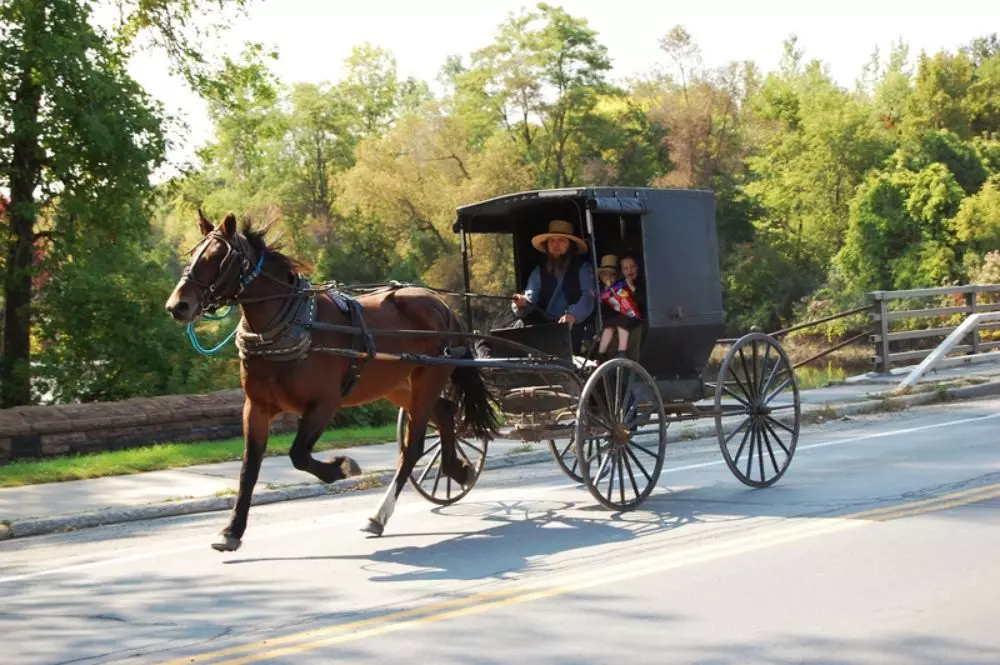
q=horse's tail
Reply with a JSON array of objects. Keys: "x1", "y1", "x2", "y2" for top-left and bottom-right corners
[
  {"x1": 441, "y1": 297, "x2": 500, "y2": 442},
  {"x1": 449, "y1": 364, "x2": 500, "y2": 441}
]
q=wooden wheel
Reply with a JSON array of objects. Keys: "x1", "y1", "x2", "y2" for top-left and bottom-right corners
[
  {"x1": 548, "y1": 433, "x2": 609, "y2": 484},
  {"x1": 714, "y1": 332, "x2": 800, "y2": 488},
  {"x1": 573, "y1": 357, "x2": 667, "y2": 511},
  {"x1": 400, "y1": 407, "x2": 489, "y2": 505}
]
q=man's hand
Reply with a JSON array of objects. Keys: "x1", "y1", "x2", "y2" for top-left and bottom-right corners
[
  {"x1": 512, "y1": 293, "x2": 529, "y2": 309},
  {"x1": 559, "y1": 313, "x2": 576, "y2": 326}
]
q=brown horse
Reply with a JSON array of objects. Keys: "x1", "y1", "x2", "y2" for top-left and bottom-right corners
[{"x1": 164, "y1": 211, "x2": 498, "y2": 552}]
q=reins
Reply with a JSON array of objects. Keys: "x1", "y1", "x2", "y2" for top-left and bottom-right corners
[{"x1": 181, "y1": 231, "x2": 518, "y2": 357}]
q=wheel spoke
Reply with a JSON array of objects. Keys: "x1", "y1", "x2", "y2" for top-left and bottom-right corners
[
  {"x1": 759, "y1": 422, "x2": 781, "y2": 474},
  {"x1": 631, "y1": 441, "x2": 661, "y2": 460},
  {"x1": 416, "y1": 447, "x2": 442, "y2": 484},
  {"x1": 728, "y1": 363, "x2": 755, "y2": 404},
  {"x1": 431, "y1": 458, "x2": 444, "y2": 495},
  {"x1": 603, "y1": 449, "x2": 617, "y2": 503},
  {"x1": 462, "y1": 440, "x2": 486, "y2": 456},
  {"x1": 763, "y1": 417, "x2": 793, "y2": 456},
  {"x1": 624, "y1": 444, "x2": 652, "y2": 483},
  {"x1": 745, "y1": 421, "x2": 757, "y2": 478},
  {"x1": 723, "y1": 417, "x2": 751, "y2": 446},
  {"x1": 722, "y1": 384, "x2": 752, "y2": 408},
  {"x1": 763, "y1": 376, "x2": 794, "y2": 405},
  {"x1": 731, "y1": 419, "x2": 753, "y2": 464},
  {"x1": 622, "y1": 451, "x2": 641, "y2": 501},
  {"x1": 737, "y1": 346, "x2": 757, "y2": 401},
  {"x1": 751, "y1": 340, "x2": 762, "y2": 398},
  {"x1": 617, "y1": 449, "x2": 626, "y2": 505},
  {"x1": 455, "y1": 440, "x2": 475, "y2": 467},
  {"x1": 765, "y1": 414, "x2": 796, "y2": 437},
  {"x1": 558, "y1": 438, "x2": 574, "y2": 459},
  {"x1": 757, "y1": 419, "x2": 766, "y2": 483},
  {"x1": 760, "y1": 351, "x2": 784, "y2": 397},
  {"x1": 756, "y1": 342, "x2": 771, "y2": 398}
]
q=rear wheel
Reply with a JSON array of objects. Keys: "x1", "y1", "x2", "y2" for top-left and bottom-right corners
[
  {"x1": 574, "y1": 358, "x2": 667, "y2": 511},
  {"x1": 549, "y1": 433, "x2": 608, "y2": 484},
  {"x1": 400, "y1": 407, "x2": 489, "y2": 505}
]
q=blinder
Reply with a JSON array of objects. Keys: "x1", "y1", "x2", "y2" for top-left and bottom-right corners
[{"x1": 182, "y1": 230, "x2": 264, "y2": 313}]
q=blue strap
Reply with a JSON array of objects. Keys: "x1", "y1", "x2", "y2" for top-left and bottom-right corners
[{"x1": 186, "y1": 306, "x2": 239, "y2": 356}]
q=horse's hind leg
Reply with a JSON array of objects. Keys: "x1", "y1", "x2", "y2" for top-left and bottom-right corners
[
  {"x1": 433, "y1": 396, "x2": 475, "y2": 487},
  {"x1": 363, "y1": 367, "x2": 450, "y2": 537},
  {"x1": 288, "y1": 400, "x2": 363, "y2": 484}
]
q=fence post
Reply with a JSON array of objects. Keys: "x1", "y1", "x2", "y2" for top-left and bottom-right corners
[
  {"x1": 966, "y1": 288, "x2": 980, "y2": 355},
  {"x1": 870, "y1": 291, "x2": 891, "y2": 374}
]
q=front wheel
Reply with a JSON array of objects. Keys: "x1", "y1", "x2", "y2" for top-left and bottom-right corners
[{"x1": 714, "y1": 332, "x2": 800, "y2": 488}]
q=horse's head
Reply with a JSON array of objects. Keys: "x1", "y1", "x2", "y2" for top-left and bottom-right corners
[{"x1": 164, "y1": 209, "x2": 262, "y2": 323}]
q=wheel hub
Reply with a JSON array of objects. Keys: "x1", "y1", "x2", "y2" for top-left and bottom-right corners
[{"x1": 612, "y1": 424, "x2": 631, "y2": 444}]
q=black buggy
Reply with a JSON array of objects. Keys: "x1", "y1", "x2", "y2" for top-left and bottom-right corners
[{"x1": 399, "y1": 186, "x2": 802, "y2": 511}]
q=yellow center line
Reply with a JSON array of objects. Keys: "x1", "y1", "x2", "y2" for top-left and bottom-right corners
[{"x1": 159, "y1": 483, "x2": 1000, "y2": 665}]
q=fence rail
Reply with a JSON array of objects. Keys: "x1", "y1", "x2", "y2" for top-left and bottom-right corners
[
  {"x1": 869, "y1": 284, "x2": 1000, "y2": 373},
  {"x1": 714, "y1": 284, "x2": 1000, "y2": 377}
]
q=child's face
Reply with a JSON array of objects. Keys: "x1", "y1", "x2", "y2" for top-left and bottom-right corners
[{"x1": 600, "y1": 268, "x2": 617, "y2": 285}]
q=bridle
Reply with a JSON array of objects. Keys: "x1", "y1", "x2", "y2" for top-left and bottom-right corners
[{"x1": 181, "y1": 230, "x2": 265, "y2": 313}]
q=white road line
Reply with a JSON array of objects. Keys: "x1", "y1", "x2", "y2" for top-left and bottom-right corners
[{"x1": 1, "y1": 409, "x2": 998, "y2": 586}]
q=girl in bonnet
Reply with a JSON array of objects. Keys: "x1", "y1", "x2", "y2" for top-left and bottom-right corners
[{"x1": 595, "y1": 253, "x2": 642, "y2": 361}]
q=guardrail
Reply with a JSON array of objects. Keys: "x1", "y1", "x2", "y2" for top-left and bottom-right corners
[
  {"x1": 893, "y1": 312, "x2": 1000, "y2": 393},
  {"x1": 870, "y1": 284, "x2": 1000, "y2": 373}
]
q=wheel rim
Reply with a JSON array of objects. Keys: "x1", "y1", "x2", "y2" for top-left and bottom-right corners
[
  {"x1": 715, "y1": 333, "x2": 800, "y2": 488},
  {"x1": 574, "y1": 358, "x2": 666, "y2": 511},
  {"x1": 401, "y1": 408, "x2": 488, "y2": 505}
]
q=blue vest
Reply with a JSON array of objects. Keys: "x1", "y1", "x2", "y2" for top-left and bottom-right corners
[{"x1": 538, "y1": 255, "x2": 586, "y2": 318}]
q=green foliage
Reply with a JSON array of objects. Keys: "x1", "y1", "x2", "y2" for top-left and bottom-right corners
[
  {"x1": 33, "y1": 237, "x2": 239, "y2": 403},
  {"x1": 6, "y1": 4, "x2": 1000, "y2": 408},
  {"x1": 0, "y1": 0, "x2": 179, "y2": 406}
]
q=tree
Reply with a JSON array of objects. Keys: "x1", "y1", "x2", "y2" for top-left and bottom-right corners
[
  {"x1": 453, "y1": 2, "x2": 612, "y2": 187},
  {"x1": 1, "y1": 0, "x2": 170, "y2": 407}
]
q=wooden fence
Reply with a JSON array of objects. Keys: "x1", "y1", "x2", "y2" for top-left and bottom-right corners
[{"x1": 869, "y1": 284, "x2": 1000, "y2": 373}]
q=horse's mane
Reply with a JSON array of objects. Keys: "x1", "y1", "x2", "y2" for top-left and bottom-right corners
[{"x1": 241, "y1": 218, "x2": 313, "y2": 276}]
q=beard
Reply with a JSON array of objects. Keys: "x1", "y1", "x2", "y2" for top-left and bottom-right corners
[{"x1": 545, "y1": 252, "x2": 571, "y2": 275}]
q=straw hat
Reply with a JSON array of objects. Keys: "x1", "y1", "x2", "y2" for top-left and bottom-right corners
[
  {"x1": 598, "y1": 254, "x2": 619, "y2": 275},
  {"x1": 531, "y1": 219, "x2": 588, "y2": 254}
]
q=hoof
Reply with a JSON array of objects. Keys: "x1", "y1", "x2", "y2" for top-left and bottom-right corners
[
  {"x1": 341, "y1": 456, "x2": 363, "y2": 478},
  {"x1": 211, "y1": 535, "x2": 242, "y2": 552},
  {"x1": 361, "y1": 518, "x2": 384, "y2": 537}
]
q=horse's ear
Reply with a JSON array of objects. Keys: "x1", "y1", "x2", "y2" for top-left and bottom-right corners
[
  {"x1": 197, "y1": 209, "x2": 214, "y2": 236},
  {"x1": 221, "y1": 212, "x2": 237, "y2": 237}
]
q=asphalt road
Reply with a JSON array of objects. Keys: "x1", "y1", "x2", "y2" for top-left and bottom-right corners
[{"x1": 3, "y1": 397, "x2": 1000, "y2": 665}]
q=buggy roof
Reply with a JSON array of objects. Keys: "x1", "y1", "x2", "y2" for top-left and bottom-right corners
[{"x1": 452, "y1": 186, "x2": 663, "y2": 234}]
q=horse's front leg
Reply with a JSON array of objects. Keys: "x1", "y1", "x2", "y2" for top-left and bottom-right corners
[
  {"x1": 213, "y1": 400, "x2": 273, "y2": 552},
  {"x1": 288, "y1": 400, "x2": 363, "y2": 484}
]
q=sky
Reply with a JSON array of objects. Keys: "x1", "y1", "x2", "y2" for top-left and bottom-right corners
[{"x1": 124, "y1": 0, "x2": 998, "y2": 170}]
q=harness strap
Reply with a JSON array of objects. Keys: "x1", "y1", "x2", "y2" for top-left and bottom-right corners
[{"x1": 339, "y1": 297, "x2": 376, "y2": 399}]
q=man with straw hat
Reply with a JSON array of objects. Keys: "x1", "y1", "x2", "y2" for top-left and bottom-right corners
[{"x1": 510, "y1": 218, "x2": 596, "y2": 353}]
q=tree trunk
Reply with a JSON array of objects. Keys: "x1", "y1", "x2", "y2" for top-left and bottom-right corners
[{"x1": 1, "y1": 67, "x2": 42, "y2": 408}]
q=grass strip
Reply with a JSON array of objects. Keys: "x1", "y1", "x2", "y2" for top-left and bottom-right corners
[{"x1": 0, "y1": 424, "x2": 396, "y2": 488}]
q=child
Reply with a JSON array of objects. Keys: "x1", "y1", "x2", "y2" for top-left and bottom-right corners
[{"x1": 596, "y1": 254, "x2": 642, "y2": 361}]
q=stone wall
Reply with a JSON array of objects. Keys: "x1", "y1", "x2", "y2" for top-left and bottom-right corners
[{"x1": 0, "y1": 390, "x2": 301, "y2": 464}]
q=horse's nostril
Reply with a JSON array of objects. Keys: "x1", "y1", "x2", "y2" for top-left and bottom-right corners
[{"x1": 175, "y1": 301, "x2": 190, "y2": 314}]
